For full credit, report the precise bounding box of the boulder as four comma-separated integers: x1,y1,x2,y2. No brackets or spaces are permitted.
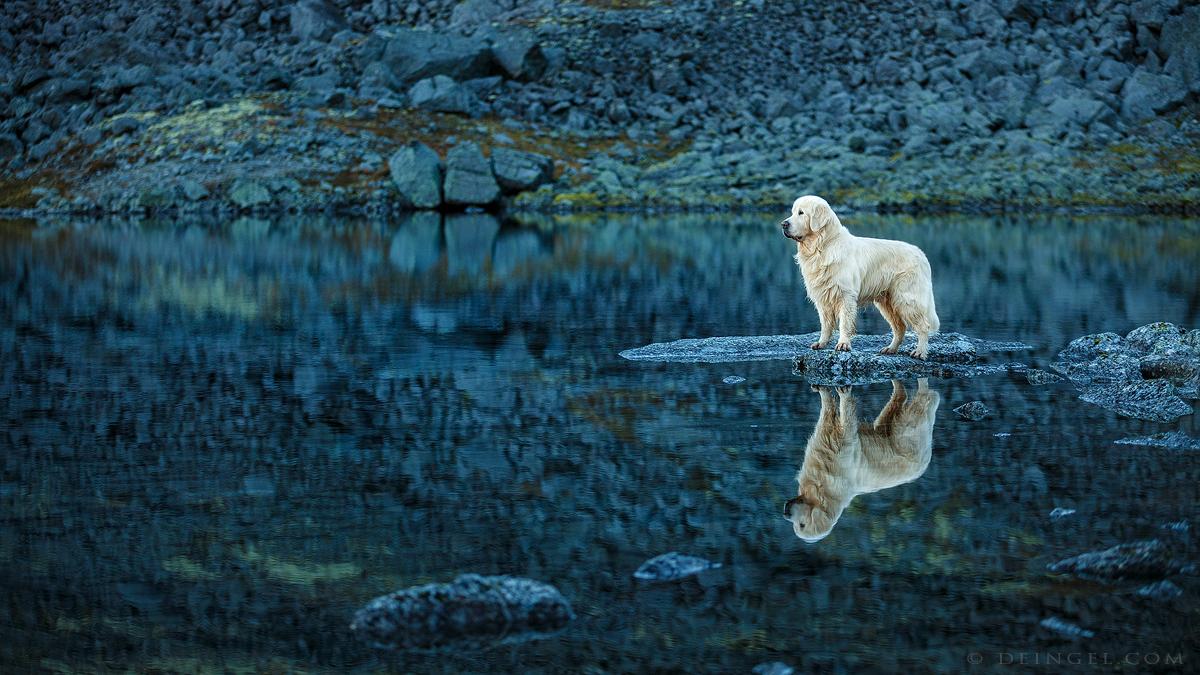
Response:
443,142,500,207
383,27,496,84
449,0,508,28
1121,68,1188,121
1048,539,1191,581
953,401,990,420
229,180,271,209
1161,7,1200,91
388,142,442,209
490,27,548,81
407,75,479,115
351,574,573,652
490,147,553,193
290,0,348,42
633,552,722,582
1026,95,1112,132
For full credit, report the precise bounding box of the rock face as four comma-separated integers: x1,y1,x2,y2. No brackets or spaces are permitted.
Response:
1052,323,1198,422
389,142,443,209
1047,539,1191,581
443,142,501,207
491,147,554,193
350,574,574,652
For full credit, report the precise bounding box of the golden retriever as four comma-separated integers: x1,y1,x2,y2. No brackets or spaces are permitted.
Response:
780,195,940,359
784,380,939,542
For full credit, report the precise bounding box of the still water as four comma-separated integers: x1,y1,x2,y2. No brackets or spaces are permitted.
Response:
1,212,1198,673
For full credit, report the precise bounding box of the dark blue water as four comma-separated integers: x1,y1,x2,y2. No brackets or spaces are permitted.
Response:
1,213,1197,672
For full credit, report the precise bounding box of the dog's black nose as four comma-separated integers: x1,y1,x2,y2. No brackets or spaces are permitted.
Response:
779,219,789,227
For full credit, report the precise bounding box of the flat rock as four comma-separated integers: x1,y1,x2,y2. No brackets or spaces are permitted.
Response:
351,574,574,652
1114,432,1200,451
633,552,721,582
621,331,1029,365
1077,379,1193,423
1047,539,1191,581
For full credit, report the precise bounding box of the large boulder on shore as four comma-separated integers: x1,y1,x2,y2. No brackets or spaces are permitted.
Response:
491,147,554,193
383,27,496,83
389,142,443,209
408,75,479,115
350,574,574,652
490,27,548,81
443,142,500,207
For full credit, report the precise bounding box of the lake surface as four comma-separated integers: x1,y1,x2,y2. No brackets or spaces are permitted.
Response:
1,212,1198,673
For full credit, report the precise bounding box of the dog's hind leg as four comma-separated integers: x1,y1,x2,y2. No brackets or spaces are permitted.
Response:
875,300,906,354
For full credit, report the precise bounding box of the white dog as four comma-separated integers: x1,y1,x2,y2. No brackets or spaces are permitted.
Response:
784,380,939,542
780,195,940,359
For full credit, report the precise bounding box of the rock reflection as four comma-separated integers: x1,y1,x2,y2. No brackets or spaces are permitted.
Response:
784,379,939,542
388,211,441,274
445,213,500,276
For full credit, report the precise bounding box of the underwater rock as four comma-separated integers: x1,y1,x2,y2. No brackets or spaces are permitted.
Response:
1047,539,1191,581
633,552,721,582
1049,507,1077,520
752,662,796,675
953,401,990,420
622,331,1029,365
722,375,746,384
350,574,574,652
1026,368,1064,385
1137,579,1184,600
1039,617,1095,639
1114,431,1200,451
1053,323,1199,422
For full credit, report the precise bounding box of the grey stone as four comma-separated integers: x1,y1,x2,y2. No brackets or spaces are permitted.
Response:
722,375,746,385
383,27,496,83
229,180,271,208
1049,507,1076,520
490,27,547,81
1121,68,1188,121
1048,539,1191,581
449,0,507,28
1137,579,1184,600
109,116,142,136
290,0,348,42
633,552,721,582
1077,379,1193,422
443,142,500,207
408,75,478,115
622,332,1030,364
490,147,553,193
1026,369,1064,385
0,133,22,159
351,574,574,652
178,178,208,201
388,142,442,209
953,401,990,420
1115,432,1200,451
1162,8,1200,93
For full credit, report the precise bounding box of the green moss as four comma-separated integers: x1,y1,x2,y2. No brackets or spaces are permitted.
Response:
552,191,605,208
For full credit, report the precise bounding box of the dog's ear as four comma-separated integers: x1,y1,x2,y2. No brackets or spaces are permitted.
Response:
809,200,840,231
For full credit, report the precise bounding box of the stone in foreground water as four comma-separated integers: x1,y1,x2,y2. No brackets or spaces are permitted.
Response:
1039,616,1095,639
1047,539,1190,581
350,574,574,651
953,401,990,420
633,552,722,581
1114,431,1200,451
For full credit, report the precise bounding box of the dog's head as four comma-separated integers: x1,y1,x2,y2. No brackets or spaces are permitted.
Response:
782,493,840,542
780,195,840,242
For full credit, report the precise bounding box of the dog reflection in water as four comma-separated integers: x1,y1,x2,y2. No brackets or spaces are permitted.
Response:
784,379,939,542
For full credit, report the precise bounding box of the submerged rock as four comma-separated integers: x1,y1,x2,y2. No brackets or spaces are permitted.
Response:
1049,507,1077,520
350,574,574,652
1114,431,1200,451
1052,323,1199,422
1047,539,1191,581
722,375,746,384
953,401,990,420
1039,617,1095,639
633,552,721,581
1137,579,1184,600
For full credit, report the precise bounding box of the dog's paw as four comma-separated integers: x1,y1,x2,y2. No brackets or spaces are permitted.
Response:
879,346,898,355
810,341,827,350
836,385,852,396
909,348,928,360
835,341,852,352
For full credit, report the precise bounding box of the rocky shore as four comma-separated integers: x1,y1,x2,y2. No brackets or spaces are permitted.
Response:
2,0,1199,217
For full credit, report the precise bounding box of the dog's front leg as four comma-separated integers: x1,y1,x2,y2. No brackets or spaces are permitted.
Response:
812,303,833,350
835,293,858,351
